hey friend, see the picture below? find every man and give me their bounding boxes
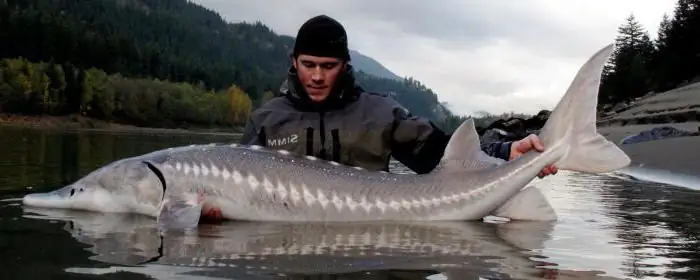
[240,15,557,178]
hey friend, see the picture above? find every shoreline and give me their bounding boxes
[597,82,700,127]
[0,113,242,137]
[594,81,700,187]
[598,122,700,187]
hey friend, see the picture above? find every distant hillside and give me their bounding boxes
[0,0,460,130]
[349,50,402,81]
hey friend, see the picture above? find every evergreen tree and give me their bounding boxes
[600,14,655,105]
[649,13,675,91]
[655,0,700,90]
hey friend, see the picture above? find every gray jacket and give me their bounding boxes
[240,65,512,173]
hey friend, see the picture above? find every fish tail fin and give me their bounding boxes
[538,44,631,173]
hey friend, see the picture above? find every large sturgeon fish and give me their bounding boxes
[21,44,631,228]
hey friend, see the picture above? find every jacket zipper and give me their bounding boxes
[305,127,314,156]
[318,110,327,160]
[331,128,340,162]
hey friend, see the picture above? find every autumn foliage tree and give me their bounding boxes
[0,58,254,128]
[226,84,253,125]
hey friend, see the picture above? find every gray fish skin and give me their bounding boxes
[21,43,631,224]
[20,143,532,221]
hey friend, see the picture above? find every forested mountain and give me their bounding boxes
[4,0,691,133]
[599,0,700,108]
[349,50,402,81]
[0,0,458,130]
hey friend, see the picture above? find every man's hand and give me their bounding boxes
[509,134,558,178]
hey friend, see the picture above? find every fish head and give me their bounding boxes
[22,157,165,213]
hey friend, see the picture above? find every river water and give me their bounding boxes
[0,126,699,280]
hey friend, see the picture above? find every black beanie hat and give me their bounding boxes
[293,15,350,61]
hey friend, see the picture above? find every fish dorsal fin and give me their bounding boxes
[438,118,506,172]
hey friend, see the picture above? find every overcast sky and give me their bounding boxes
[192,0,677,116]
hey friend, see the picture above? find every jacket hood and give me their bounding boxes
[279,64,362,111]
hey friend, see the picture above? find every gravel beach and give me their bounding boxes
[599,123,699,176]
[596,82,700,185]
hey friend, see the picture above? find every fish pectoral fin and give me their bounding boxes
[491,186,557,221]
[156,192,204,229]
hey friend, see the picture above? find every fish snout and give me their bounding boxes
[22,185,82,208]
[22,191,64,207]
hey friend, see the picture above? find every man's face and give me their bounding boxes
[293,54,345,102]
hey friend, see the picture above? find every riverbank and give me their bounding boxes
[0,113,242,137]
[598,122,700,177]
[597,82,700,184]
[597,82,700,127]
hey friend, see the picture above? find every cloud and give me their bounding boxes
[192,0,677,116]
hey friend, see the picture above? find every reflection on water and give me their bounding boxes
[596,174,700,279]
[1,127,700,280]
[0,126,236,194]
[617,165,700,192]
[528,171,700,280]
[19,208,561,280]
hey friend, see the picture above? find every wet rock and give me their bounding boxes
[619,126,700,145]
[478,110,551,143]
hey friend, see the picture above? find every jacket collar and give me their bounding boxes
[279,64,362,112]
